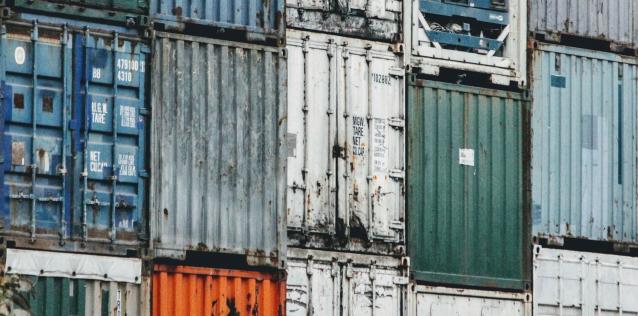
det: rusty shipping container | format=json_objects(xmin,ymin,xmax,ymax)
[
  {"xmin": 411, "ymin": 285, "xmax": 532, "ymax": 316},
  {"xmin": 4, "ymin": 248, "xmax": 149, "ymax": 316},
  {"xmin": 286, "ymin": 29, "xmax": 405, "ymax": 255},
  {"xmin": 152, "ymin": 264, "xmax": 285, "ymax": 316},
  {"xmin": 149, "ymin": 31, "xmax": 287, "ymax": 267},
  {"xmin": 407, "ymin": 78, "xmax": 530, "ymax": 290},
  {"xmin": 531, "ymin": 43, "xmax": 638, "ymax": 244},
  {"xmin": 0, "ymin": 19, "xmax": 150, "ymax": 256},
  {"xmin": 530, "ymin": 0, "xmax": 638, "ymax": 49},
  {"xmin": 286, "ymin": 0, "xmax": 402, "ymax": 43},
  {"xmin": 286, "ymin": 247, "xmax": 409, "ymax": 316}
]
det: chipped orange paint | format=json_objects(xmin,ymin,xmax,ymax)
[{"xmin": 152, "ymin": 264, "xmax": 285, "ymax": 316}]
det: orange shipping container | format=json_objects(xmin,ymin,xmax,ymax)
[{"xmin": 152, "ymin": 264, "xmax": 285, "ymax": 316}]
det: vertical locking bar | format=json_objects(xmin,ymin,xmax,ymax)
[
  {"xmin": 365, "ymin": 45, "xmax": 374, "ymax": 241},
  {"xmin": 342, "ymin": 45, "xmax": 350, "ymax": 238},
  {"xmin": 81, "ymin": 27, "xmax": 90, "ymax": 244},
  {"xmin": 110, "ymin": 32, "xmax": 120, "ymax": 244},
  {"xmin": 301, "ymin": 35, "xmax": 310, "ymax": 232},
  {"xmin": 326, "ymin": 39, "xmax": 335, "ymax": 234},
  {"xmin": 59, "ymin": 24, "xmax": 69, "ymax": 245},
  {"xmin": 29, "ymin": 20, "xmax": 39, "ymax": 243}
]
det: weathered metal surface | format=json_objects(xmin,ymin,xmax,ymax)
[
  {"xmin": 5, "ymin": 249, "xmax": 149, "ymax": 316},
  {"xmin": 534, "ymin": 246, "xmax": 638, "ymax": 315},
  {"xmin": 412, "ymin": 285, "xmax": 532, "ymax": 316},
  {"xmin": 407, "ymin": 78, "xmax": 530, "ymax": 290},
  {"xmin": 407, "ymin": 0, "xmax": 527, "ymax": 86},
  {"xmin": 286, "ymin": 0, "xmax": 402, "ymax": 43},
  {"xmin": 531, "ymin": 43, "xmax": 638, "ymax": 243},
  {"xmin": 530, "ymin": 0, "xmax": 638, "ymax": 47},
  {"xmin": 286, "ymin": 30, "xmax": 405, "ymax": 255},
  {"xmin": 149, "ymin": 31, "xmax": 287, "ymax": 267},
  {"xmin": 0, "ymin": 20, "xmax": 149, "ymax": 256},
  {"xmin": 286, "ymin": 247, "xmax": 408, "ymax": 316},
  {"xmin": 152, "ymin": 264, "xmax": 285, "ymax": 316},
  {"xmin": 150, "ymin": 0, "xmax": 284, "ymax": 41}
]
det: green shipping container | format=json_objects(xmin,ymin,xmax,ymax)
[
  {"xmin": 5, "ymin": 0, "xmax": 149, "ymax": 27},
  {"xmin": 407, "ymin": 78, "xmax": 530, "ymax": 290}
]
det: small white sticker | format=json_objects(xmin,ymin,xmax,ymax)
[
  {"xmin": 14, "ymin": 47, "xmax": 25, "ymax": 65},
  {"xmin": 459, "ymin": 149, "xmax": 474, "ymax": 166}
]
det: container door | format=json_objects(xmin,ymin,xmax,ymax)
[
  {"xmin": 287, "ymin": 255, "xmax": 341, "ymax": 316},
  {"xmin": 0, "ymin": 23, "xmax": 72, "ymax": 242},
  {"xmin": 73, "ymin": 31, "xmax": 147, "ymax": 245},
  {"xmin": 336, "ymin": 43, "xmax": 404, "ymax": 243},
  {"xmin": 343, "ymin": 262, "xmax": 405, "ymax": 316}
]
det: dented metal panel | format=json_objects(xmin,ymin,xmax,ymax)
[
  {"xmin": 150, "ymin": 0, "xmax": 284, "ymax": 41},
  {"xmin": 531, "ymin": 43, "xmax": 638, "ymax": 243},
  {"xmin": 286, "ymin": 247, "xmax": 408, "ymax": 316},
  {"xmin": 286, "ymin": 30, "xmax": 405, "ymax": 255},
  {"xmin": 0, "ymin": 21, "xmax": 149, "ymax": 256},
  {"xmin": 407, "ymin": 0, "xmax": 527, "ymax": 86},
  {"xmin": 530, "ymin": 0, "xmax": 638, "ymax": 48},
  {"xmin": 286, "ymin": 0, "xmax": 402, "ymax": 42},
  {"xmin": 412, "ymin": 285, "xmax": 532, "ymax": 316},
  {"xmin": 534, "ymin": 246, "xmax": 638, "ymax": 315},
  {"xmin": 149, "ymin": 32, "xmax": 287, "ymax": 267}
]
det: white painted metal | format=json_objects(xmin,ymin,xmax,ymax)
[
  {"xmin": 286, "ymin": 29, "xmax": 405, "ymax": 246},
  {"xmin": 411, "ymin": 285, "xmax": 532, "ymax": 316},
  {"xmin": 5, "ymin": 248, "xmax": 142, "ymax": 284},
  {"xmin": 534, "ymin": 246, "xmax": 638, "ymax": 315},
  {"xmin": 406, "ymin": 0, "xmax": 527, "ymax": 86},
  {"xmin": 286, "ymin": 247, "xmax": 408, "ymax": 316}
]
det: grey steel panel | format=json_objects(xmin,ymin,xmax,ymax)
[{"xmin": 412, "ymin": 285, "xmax": 531, "ymax": 316}]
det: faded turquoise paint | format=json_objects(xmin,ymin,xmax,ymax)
[{"xmin": 407, "ymin": 78, "xmax": 530, "ymax": 290}]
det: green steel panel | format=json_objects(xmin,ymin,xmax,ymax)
[
  {"xmin": 407, "ymin": 78, "xmax": 530, "ymax": 290},
  {"xmin": 29, "ymin": 277, "xmax": 84, "ymax": 316}
]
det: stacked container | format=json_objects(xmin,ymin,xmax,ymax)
[{"xmin": 528, "ymin": 1, "xmax": 638, "ymax": 315}]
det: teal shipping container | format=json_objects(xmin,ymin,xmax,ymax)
[{"xmin": 407, "ymin": 78, "xmax": 530, "ymax": 290}]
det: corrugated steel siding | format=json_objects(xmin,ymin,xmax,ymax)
[
  {"xmin": 149, "ymin": 32, "xmax": 287, "ymax": 266},
  {"xmin": 407, "ymin": 78, "xmax": 529, "ymax": 290},
  {"xmin": 412, "ymin": 285, "xmax": 532, "ymax": 316},
  {"xmin": 286, "ymin": 30, "xmax": 405, "ymax": 255},
  {"xmin": 285, "ymin": 0, "xmax": 401, "ymax": 42},
  {"xmin": 150, "ymin": 0, "xmax": 284, "ymax": 40},
  {"xmin": 530, "ymin": 0, "xmax": 638, "ymax": 47},
  {"xmin": 152, "ymin": 264, "xmax": 285, "ymax": 316},
  {"xmin": 531, "ymin": 43, "xmax": 638, "ymax": 243},
  {"xmin": 534, "ymin": 246, "xmax": 638, "ymax": 315},
  {"xmin": 286, "ymin": 247, "xmax": 408, "ymax": 316},
  {"xmin": 0, "ymin": 21, "xmax": 149, "ymax": 256}
]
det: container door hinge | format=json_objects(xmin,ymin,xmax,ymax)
[
  {"xmin": 389, "ymin": 67, "xmax": 405, "ymax": 77},
  {"xmin": 393, "ymin": 276, "xmax": 409, "ymax": 285},
  {"xmin": 389, "ymin": 169, "xmax": 404, "ymax": 179},
  {"xmin": 139, "ymin": 170, "xmax": 149, "ymax": 178},
  {"xmin": 388, "ymin": 117, "xmax": 404, "ymax": 129}
]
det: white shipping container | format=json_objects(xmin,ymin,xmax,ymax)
[
  {"xmin": 286, "ymin": 29, "xmax": 405, "ymax": 253},
  {"xmin": 534, "ymin": 246, "xmax": 638, "ymax": 315},
  {"xmin": 406, "ymin": 0, "xmax": 527, "ymax": 86},
  {"xmin": 286, "ymin": 247, "xmax": 409, "ymax": 316},
  {"xmin": 411, "ymin": 285, "xmax": 531, "ymax": 316}
]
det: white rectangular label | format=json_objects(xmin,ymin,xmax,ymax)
[{"xmin": 459, "ymin": 148, "xmax": 474, "ymax": 166}]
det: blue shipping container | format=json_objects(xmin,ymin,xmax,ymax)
[{"xmin": 0, "ymin": 20, "xmax": 149, "ymax": 255}]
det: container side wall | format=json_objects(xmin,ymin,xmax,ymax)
[
  {"xmin": 412, "ymin": 285, "xmax": 531, "ymax": 316},
  {"xmin": 407, "ymin": 79, "xmax": 528, "ymax": 290},
  {"xmin": 531, "ymin": 43, "xmax": 638, "ymax": 243}
]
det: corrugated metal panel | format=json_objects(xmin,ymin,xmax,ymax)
[
  {"xmin": 285, "ymin": 0, "xmax": 402, "ymax": 43},
  {"xmin": 534, "ymin": 246, "xmax": 638, "ymax": 315},
  {"xmin": 412, "ymin": 285, "xmax": 532, "ymax": 316},
  {"xmin": 530, "ymin": 0, "xmax": 638, "ymax": 47},
  {"xmin": 0, "ymin": 20, "xmax": 149, "ymax": 256},
  {"xmin": 408, "ymin": 0, "xmax": 527, "ymax": 86},
  {"xmin": 286, "ymin": 30, "xmax": 405, "ymax": 255},
  {"xmin": 531, "ymin": 43, "xmax": 638, "ymax": 243},
  {"xmin": 286, "ymin": 247, "xmax": 408, "ymax": 316},
  {"xmin": 149, "ymin": 31, "xmax": 287, "ymax": 267},
  {"xmin": 407, "ymin": 78, "xmax": 530, "ymax": 290},
  {"xmin": 150, "ymin": 0, "xmax": 284, "ymax": 41},
  {"xmin": 152, "ymin": 264, "xmax": 285, "ymax": 316}
]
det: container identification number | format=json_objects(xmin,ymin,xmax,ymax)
[
  {"xmin": 117, "ymin": 58, "xmax": 144, "ymax": 83},
  {"xmin": 372, "ymin": 73, "xmax": 391, "ymax": 85}
]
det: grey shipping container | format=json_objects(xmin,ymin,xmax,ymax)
[
  {"xmin": 286, "ymin": 0, "xmax": 402, "ymax": 43},
  {"xmin": 149, "ymin": 31, "xmax": 287, "ymax": 268},
  {"xmin": 411, "ymin": 285, "xmax": 532, "ymax": 316},
  {"xmin": 286, "ymin": 247, "xmax": 409, "ymax": 316},
  {"xmin": 530, "ymin": 0, "xmax": 638, "ymax": 49},
  {"xmin": 407, "ymin": 78, "xmax": 530, "ymax": 290},
  {"xmin": 531, "ymin": 43, "xmax": 638, "ymax": 244},
  {"xmin": 150, "ymin": 0, "xmax": 284, "ymax": 43},
  {"xmin": 4, "ymin": 248, "xmax": 148, "ymax": 316},
  {"xmin": 534, "ymin": 246, "xmax": 638, "ymax": 315},
  {"xmin": 286, "ymin": 29, "xmax": 405, "ymax": 255},
  {"xmin": 0, "ymin": 20, "xmax": 149, "ymax": 256}
]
